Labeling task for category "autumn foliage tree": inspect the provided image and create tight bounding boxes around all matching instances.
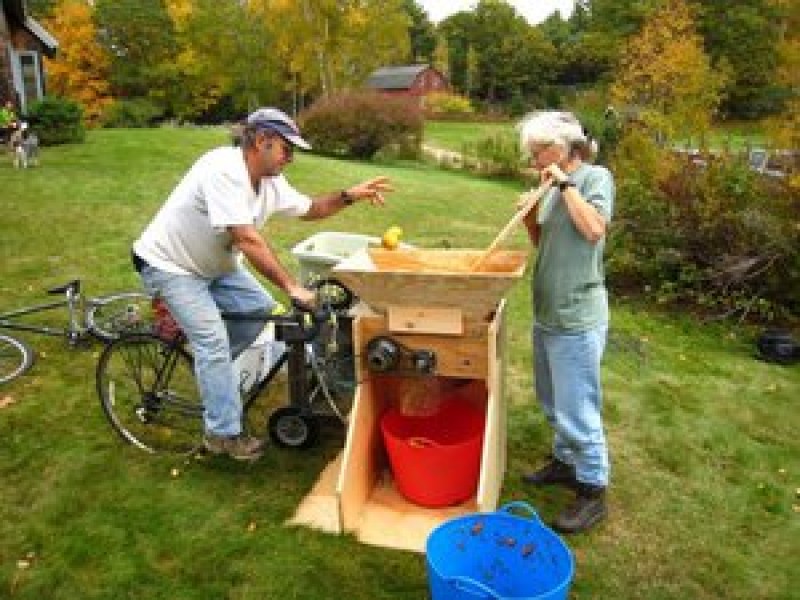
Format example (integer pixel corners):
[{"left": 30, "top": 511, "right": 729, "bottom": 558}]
[
  {"left": 42, "top": 0, "right": 112, "bottom": 125},
  {"left": 610, "top": 0, "right": 726, "bottom": 140},
  {"left": 766, "top": 0, "right": 800, "bottom": 159}
]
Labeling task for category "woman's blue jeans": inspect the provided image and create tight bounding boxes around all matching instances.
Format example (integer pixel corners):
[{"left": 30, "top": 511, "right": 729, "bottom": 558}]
[
  {"left": 139, "top": 265, "right": 275, "bottom": 437},
  {"left": 533, "top": 322, "right": 609, "bottom": 487}
]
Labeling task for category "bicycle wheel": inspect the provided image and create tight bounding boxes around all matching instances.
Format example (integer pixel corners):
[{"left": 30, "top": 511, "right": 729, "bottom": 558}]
[
  {"left": 0, "top": 334, "right": 35, "bottom": 384},
  {"left": 87, "top": 291, "right": 152, "bottom": 342},
  {"left": 97, "top": 333, "right": 204, "bottom": 454}
]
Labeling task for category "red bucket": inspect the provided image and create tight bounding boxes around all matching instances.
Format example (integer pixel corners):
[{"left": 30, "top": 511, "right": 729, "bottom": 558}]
[{"left": 380, "top": 398, "right": 485, "bottom": 508}]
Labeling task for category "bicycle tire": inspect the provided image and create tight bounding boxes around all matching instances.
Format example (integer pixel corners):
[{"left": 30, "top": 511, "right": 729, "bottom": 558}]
[
  {"left": 97, "top": 333, "right": 204, "bottom": 454},
  {"left": 0, "top": 334, "right": 35, "bottom": 384},
  {"left": 86, "top": 291, "right": 152, "bottom": 342}
]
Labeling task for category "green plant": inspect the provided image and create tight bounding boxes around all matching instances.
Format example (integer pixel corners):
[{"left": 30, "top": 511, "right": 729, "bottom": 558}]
[
  {"left": 460, "top": 132, "right": 523, "bottom": 177},
  {"left": 24, "top": 96, "right": 85, "bottom": 145},
  {"left": 299, "top": 91, "right": 423, "bottom": 160},
  {"left": 608, "top": 130, "right": 800, "bottom": 321},
  {"left": 423, "top": 91, "right": 474, "bottom": 116},
  {"left": 101, "top": 98, "right": 164, "bottom": 128}
]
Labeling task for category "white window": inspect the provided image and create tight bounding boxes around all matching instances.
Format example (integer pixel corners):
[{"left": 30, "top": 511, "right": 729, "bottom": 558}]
[{"left": 11, "top": 50, "right": 44, "bottom": 112}]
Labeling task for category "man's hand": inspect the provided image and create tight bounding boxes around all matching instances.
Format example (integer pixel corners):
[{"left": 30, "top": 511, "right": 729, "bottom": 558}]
[
  {"left": 345, "top": 176, "right": 393, "bottom": 206},
  {"left": 287, "top": 283, "right": 316, "bottom": 309}
]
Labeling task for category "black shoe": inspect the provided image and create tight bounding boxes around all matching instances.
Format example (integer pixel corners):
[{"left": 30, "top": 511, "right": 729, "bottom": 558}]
[
  {"left": 522, "top": 456, "right": 578, "bottom": 488},
  {"left": 553, "top": 483, "right": 607, "bottom": 534}
]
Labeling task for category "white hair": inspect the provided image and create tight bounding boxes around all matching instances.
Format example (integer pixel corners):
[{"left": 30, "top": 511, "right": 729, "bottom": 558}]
[{"left": 518, "top": 110, "right": 598, "bottom": 159}]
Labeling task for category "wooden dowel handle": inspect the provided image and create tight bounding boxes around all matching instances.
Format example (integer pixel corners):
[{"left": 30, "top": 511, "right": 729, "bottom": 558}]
[{"left": 472, "top": 180, "right": 552, "bottom": 271}]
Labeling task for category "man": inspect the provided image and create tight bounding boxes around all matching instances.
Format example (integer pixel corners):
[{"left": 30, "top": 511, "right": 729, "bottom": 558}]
[{"left": 132, "top": 107, "right": 392, "bottom": 460}]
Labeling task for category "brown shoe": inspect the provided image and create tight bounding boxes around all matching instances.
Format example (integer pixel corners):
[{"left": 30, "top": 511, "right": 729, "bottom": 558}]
[
  {"left": 204, "top": 433, "right": 264, "bottom": 461},
  {"left": 553, "top": 483, "right": 608, "bottom": 534}
]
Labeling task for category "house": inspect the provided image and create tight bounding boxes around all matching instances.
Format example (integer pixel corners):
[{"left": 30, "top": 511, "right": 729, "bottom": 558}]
[
  {"left": 1, "top": 0, "right": 58, "bottom": 113},
  {"left": 365, "top": 64, "right": 448, "bottom": 99}
]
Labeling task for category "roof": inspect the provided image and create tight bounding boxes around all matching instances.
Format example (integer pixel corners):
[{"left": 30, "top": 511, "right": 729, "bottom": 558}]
[
  {"left": 2, "top": 0, "right": 59, "bottom": 57},
  {"left": 24, "top": 16, "right": 58, "bottom": 57},
  {"left": 365, "top": 65, "right": 434, "bottom": 90}
]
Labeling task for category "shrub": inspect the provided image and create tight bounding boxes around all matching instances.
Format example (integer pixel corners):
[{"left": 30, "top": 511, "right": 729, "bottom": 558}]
[
  {"left": 460, "top": 132, "right": 523, "bottom": 177},
  {"left": 424, "top": 92, "right": 474, "bottom": 116},
  {"left": 608, "top": 129, "right": 800, "bottom": 322},
  {"left": 299, "top": 91, "right": 423, "bottom": 160},
  {"left": 24, "top": 96, "right": 85, "bottom": 145},
  {"left": 101, "top": 98, "right": 163, "bottom": 128}
]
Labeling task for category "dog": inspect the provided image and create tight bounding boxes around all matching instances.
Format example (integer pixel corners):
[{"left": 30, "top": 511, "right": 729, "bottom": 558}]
[{"left": 10, "top": 122, "right": 39, "bottom": 168}]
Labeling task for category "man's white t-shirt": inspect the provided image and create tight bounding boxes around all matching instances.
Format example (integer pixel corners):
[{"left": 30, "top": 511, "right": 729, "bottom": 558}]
[{"left": 134, "top": 146, "right": 312, "bottom": 278}]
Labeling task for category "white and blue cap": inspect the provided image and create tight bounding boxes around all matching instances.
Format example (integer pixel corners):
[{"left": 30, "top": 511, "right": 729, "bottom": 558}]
[{"left": 246, "top": 107, "right": 311, "bottom": 150}]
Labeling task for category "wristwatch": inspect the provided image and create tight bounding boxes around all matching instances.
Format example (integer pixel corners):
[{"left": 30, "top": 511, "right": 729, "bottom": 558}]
[
  {"left": 340, "top": 190, "right": 355, "bottom": 205},
  {"left": 558, "top": 180, "right": 576, "bottom": 192}
]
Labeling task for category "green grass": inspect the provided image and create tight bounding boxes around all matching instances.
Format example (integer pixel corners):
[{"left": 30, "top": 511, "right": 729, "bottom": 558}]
[
  {"left": 1, "top": 128, "right": 798, "bottom": 599},
  {"left": 424, "top": 120, "right": 516, "bottom": 154}
]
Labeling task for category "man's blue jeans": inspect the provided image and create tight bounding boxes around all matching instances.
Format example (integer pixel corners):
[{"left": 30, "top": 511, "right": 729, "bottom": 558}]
[
  {"left": 139, "top": 265, "right": 275, "bottom": 437},
  {"left": 533, "top": 322, "right": 609, "bottom": 487}
]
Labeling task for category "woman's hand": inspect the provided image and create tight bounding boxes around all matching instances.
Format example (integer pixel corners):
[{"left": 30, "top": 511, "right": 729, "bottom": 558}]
[{"left": 539, "top": 164, "right": 568, "bottom": 187}]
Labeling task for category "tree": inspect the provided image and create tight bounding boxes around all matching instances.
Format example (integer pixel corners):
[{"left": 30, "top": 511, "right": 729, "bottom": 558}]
[
  {"left": 42, "top": 0, "right": 112, "bottom": 125},
  {"left": 693, "top": 0, "right": 785, "bottom": 119},
  {"left": 93, "top": 0, "right": 179, "bottom": 101},
  {"left": 27, "top": 0, "right": 58, "bottom": 19},
  {"left": 181, "top": 0, "right": 279, "bottom": 117},
  {"left": 403, "top": 0, "right": 436, "bottom": 63},
  {"left": 765, "top": 0, "right": 800, "bottom": 153},
  {"left": 438, "top": 12, "right": 474, "bottom": 94},
  {"left": 610, "top": 0, "right": 726, "bottom": 139},
  {"left": 251, "top": 0, "right": 408, "bottom": 110},
  {"left": 469, "top": 0, "right": 556, "bottom": 103}
]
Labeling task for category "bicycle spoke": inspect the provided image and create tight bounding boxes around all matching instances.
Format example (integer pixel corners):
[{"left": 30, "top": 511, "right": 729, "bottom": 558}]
[{"left": 98, "top": 334, "right": 203, "bottom": 454}]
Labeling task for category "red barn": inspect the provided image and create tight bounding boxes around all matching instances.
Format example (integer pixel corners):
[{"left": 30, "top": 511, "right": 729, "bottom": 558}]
[{"left": 365, "top": 64, "right": 448, "bottom": 99}]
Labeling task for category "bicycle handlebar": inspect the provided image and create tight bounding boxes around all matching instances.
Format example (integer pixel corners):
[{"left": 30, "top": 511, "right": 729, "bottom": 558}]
[{"left": 220, "top": 299, "right": 333, "bottom": 344}]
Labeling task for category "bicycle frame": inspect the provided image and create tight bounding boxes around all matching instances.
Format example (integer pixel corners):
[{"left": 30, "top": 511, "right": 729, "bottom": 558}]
[{"left": 0, "top": 284, "right": 85, "bottom": 342}]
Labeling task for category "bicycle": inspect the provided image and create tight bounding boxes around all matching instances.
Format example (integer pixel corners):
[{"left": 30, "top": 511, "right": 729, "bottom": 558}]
[
  {"left": 95, "top": 279, "right": 357, "bottom": 455},
  {"left": 0, "top": 279, "right": 151, "bottom": 384}
]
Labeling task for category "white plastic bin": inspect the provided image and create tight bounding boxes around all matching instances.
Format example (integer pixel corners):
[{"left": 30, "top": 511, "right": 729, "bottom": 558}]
[
  {"left": 292, "top": 231, "right": 414, "bottom": 284},
  {"left": 234, "top": 323, "right": 286, "bottom": 395},
  {"left": 291, "top": 232, "right": 381, "bottom": 284}
]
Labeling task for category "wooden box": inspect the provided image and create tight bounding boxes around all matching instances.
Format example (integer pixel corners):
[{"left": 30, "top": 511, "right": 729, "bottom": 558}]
[{"left": 289, "top": 248, "right": 527, "bottom": 552}]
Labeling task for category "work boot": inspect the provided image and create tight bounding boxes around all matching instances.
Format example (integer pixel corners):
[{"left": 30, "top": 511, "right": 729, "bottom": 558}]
[
  {"left": 553, "top": 483, "right": 608, "bottom": 534},
  {"left": 204, "top": 433, "right": 264, "bottom": 461},
  {"left": 522, "top": 456, "right": 578, "bottom": 488}
]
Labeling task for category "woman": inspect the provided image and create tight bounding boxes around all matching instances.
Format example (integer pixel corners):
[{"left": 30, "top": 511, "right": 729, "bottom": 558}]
[{"left": 519, "top": 111, "right": 614, "bottom": 534}]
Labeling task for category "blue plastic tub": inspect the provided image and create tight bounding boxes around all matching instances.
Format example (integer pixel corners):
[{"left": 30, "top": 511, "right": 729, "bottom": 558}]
[{"left": 426, "top": 502, "right": 574, "bottom": 600}]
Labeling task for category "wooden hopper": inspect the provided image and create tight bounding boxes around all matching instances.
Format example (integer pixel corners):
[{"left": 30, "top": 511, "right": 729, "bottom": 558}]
[{"left": 333, "top": 248, "right": 528, "bottom": 326}]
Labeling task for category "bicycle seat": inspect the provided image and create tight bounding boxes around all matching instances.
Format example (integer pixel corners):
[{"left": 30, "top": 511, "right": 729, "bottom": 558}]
[{"left": 47, "top": 279, "right": 81, "bottom": 295}]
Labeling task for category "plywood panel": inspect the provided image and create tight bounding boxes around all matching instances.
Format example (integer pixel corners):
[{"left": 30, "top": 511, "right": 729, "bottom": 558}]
[
  {"left": 287, "top": 452, "right": 344, "bottom": 534},
  {"left": 354, "top": 472, "right": 478, "bottom": 553},
  {"left": 336, "top": 325, "right": 389, "bottom": 532},
  {"left": 477, "top": 300, "right": 506, "bottom": 511},
  {"left": 333, "top": 248, "right": 527, "bottom": 322},
  {"left": 387, "top": 306, "right": 463, "bottom": 336},
  {"left": 357, "top": 316, "right": 489, "bottom": 379}
]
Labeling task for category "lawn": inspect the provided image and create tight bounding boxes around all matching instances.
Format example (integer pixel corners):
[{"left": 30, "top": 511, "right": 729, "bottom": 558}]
[{"left": 1, "top": 128, "right": 798, "bottom": 599}]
